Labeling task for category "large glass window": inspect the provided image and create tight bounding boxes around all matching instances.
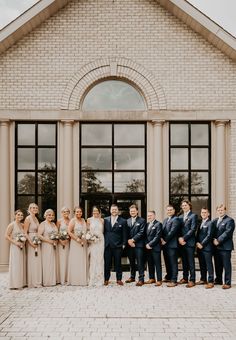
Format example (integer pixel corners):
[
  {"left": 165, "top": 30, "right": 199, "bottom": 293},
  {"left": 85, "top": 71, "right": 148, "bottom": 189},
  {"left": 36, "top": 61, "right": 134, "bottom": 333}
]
[
  {"left": 15, "top": 122, "right": 57, "bottom": 218},
  {"left": 169, "top": 122, "right": 211, "bottom": 215}
]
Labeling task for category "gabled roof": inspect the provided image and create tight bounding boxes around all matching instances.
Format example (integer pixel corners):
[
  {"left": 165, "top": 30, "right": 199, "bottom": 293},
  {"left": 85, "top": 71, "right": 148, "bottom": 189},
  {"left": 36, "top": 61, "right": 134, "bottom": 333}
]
[{"left": 0, "top": 0, "right": 235, "bottom": 60}]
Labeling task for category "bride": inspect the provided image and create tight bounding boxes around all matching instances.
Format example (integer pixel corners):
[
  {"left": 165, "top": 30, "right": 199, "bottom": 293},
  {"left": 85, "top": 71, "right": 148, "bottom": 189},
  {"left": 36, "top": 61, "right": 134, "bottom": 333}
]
[{"left": 87, "top": 206, "right": 104, "bottom": 286}]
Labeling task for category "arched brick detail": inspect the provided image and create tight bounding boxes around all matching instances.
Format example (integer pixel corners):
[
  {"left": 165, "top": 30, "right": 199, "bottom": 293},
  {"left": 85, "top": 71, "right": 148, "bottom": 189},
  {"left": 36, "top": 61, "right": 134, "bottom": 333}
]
[{"left": 61, "top": 58, "right": 167, "bottom": 110}]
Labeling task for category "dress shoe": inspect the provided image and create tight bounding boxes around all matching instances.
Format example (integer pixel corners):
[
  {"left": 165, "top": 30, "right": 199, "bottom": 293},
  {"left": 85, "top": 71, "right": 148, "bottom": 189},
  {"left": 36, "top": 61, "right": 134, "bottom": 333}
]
[
  {"left": 178, "top": 278, "right": 188, "bottom": 284},
  {"left": 186, "top": 281, "right": 195, "bottom": 288},
  {"left": 117, "top": 280, "right": 124, "bottom": 286},
  {"left": 222, "top": 284, "right": 231, "bottom": 289},
  {"left": 104, "top": 280, "right": 109, "bottom": 286},
  {"left": 136, "top": 281, "right": 144, "bottom": 286},
  {"left": 125, "top": 278, "right": 135, "bottom": 283},
  {"left": 196, "top": 280, "right": 207, "bottom": 285},
  {"left": 214, "top": 280, "right": 223, "bottom": 285},
  {"left": 162, "top": 278, "right": 171, "bottom": 283},
  {"left": 155, "top": 281, "right": 162, "bottom": 287},
  {"left": 205, "top": 283, "right": 214, "bottom": 289},
  {"left": 167, "top": 282, "right": 177, "bottom": 287},
  {"left": 144, "top": 279, "right": 156, "bottom": 284}
]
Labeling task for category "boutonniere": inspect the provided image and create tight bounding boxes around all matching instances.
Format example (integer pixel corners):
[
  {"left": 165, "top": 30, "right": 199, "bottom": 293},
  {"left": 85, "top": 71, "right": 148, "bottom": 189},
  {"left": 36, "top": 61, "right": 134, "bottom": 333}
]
[
  {"left": 118, "top": 225, "right": 122, "bottom": 228},
  {"left": 152, "top": 226, "right": 156, "bottom": 230},
  {"left": 136, "top": 223, "right": 140, "bottom": 226}
]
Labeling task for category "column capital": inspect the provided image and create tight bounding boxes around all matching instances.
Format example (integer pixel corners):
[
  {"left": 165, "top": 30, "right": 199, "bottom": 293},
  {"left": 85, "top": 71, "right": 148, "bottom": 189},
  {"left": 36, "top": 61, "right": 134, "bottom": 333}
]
[
  {"left": 215, "top": 120, "right": 229, "bottom": 127},
  {"left": 0, "top": 119, "right": 10, "bottom": 126},
  {"left": 152, "top": 119, "right": 165, "bottom": 127},
  {"left": 61, "top": 119, "right": 75, "bottom": 126}
]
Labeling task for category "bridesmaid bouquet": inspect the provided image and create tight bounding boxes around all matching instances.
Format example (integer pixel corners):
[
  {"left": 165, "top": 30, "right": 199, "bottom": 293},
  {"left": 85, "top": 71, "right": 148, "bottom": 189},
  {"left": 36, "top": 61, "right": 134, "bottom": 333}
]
[
  {"left": 49, "top": 231, "right": 60, "bottom": 249},
  {"left": 59, "top": 230, "right": 70, "bottom": 249},
  {"left": 75, "top": 230, "right": 86, "bottom": 247},
  {"left": 16, "top": 233, "right": 27, "bottom": 250},
  {"left": 85, "top": 231, "right": 100, "bottom": 243},
  {"left": 32, "top": 236, "right": 41, "bottom": 257}
]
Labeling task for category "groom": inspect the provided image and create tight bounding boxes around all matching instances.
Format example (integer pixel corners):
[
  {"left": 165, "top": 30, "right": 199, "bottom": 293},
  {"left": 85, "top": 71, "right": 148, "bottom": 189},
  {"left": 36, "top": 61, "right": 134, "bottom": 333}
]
[{"left": 104, "top": 204, "right": 127, "bottom": 286}]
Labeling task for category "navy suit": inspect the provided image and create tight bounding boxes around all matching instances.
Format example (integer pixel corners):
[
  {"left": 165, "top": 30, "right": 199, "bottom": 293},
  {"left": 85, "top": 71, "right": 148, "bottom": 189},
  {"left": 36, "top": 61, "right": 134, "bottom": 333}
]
[
  {"left": 179, "top": 211, "right": 198, "bottom": 282},
  {"left": 104, "top": 216, "right": 127, "bottom": 281},
  {"left": 196, "top": 219, "right": 214, "bottom": 283},
  {"left": 127, "top": 216, "right": 146, "bottom": 282},
  {"left": 162, "top": 216, "right": 180, "bottom": 283},
  {"left": 213, "top": 215, "right": 235, "bottom": 285},
  {"left": 145, "top": 220, "right": 162, "bottom": 281}
]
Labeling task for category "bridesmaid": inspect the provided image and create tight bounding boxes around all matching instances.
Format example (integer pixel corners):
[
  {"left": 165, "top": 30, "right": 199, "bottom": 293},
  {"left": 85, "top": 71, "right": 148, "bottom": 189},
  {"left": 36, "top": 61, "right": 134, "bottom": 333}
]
[
  {"left": 57, "top": 207, "right": 70, "bottom": 285},
  {"left": 38, "top": 209, "right": 58, "bottom": 287},
  {"left": 24, "top": 203, "right": 42, "bottom": 288},
  {"left": 5, "top": 210, "right": 27, "bottom": 289},
  {"left": 67, "top": 206, "right": 88, "bottom": 286}
]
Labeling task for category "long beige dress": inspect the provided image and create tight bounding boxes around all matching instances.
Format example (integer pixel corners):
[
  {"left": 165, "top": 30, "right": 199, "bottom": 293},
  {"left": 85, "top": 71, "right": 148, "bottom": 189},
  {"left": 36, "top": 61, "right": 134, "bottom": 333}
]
[
  {"left": 26, "top": 215, "right": 42, "bottom": 288},
  {"left": 67, "top": 218, "right": 88, "bottom": 286},
  {"left": 40, "top": 221, "right": 58, "bottom": 287},
  {"left": 58, "top": 218, "right": 69, "bottom": 284},
  {"left": 8, "top": 222, "right": 27, "bottom": 289}
]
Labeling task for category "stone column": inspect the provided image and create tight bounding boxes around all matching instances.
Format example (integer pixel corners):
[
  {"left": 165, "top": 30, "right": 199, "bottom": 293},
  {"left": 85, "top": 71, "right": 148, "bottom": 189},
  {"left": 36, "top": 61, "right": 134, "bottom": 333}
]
[
  {"left": 215, "top": 120, "right": 228, "bottom": 208},
  {"left": 152, "top": 120, "right": 165, "bottom": 221},
  {"left": 0, "top": 120, "right": 10, "bottom": 271},
  {"left": 61, "top": 120, "right": 74, "bottom": 212}
]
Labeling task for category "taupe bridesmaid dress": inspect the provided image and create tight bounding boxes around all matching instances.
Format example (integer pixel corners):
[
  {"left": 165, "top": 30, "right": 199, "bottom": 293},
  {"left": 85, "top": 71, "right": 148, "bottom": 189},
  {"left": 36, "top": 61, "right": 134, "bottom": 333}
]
[
  {"left": 9, "top": 222, "right": 27, "bottom": 289},
  {"left": 26, "top": 215, "right": 42, "bottom": 288},
  {"left": 58, "top": 219, "right": 69, "bottom": 284},
  {"left": 67, "top": 218, "right": 88, "bottom": 286}
]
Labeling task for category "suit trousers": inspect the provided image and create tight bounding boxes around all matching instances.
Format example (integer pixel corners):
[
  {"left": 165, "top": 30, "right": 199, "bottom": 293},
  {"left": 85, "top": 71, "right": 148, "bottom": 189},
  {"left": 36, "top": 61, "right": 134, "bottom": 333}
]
[
  {"left": 163, "top": 247, "right": 178, "bottom": 283},
  {"left": 127, "top": 247, "right": 144, "bottom": 282},
  {"left": 146, "top": 249, "right": 162, "bottom": 281},
  {"left": 197, "top": 249, "right": 214, "bottom": 283},
  {"left": 181, "top": 246, "right": 196, "bottom": 282},
  {"left": 104, "top": 246, "right": 123, "bottom": 281},
  {"left": 214, "top": 249, "right": 232, "bottom": 285}
]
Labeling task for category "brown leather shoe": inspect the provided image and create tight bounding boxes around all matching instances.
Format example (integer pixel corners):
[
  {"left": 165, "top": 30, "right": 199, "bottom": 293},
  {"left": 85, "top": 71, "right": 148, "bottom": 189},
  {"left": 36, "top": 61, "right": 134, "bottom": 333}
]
[
  {"left": 144, "top": 279, "right": 156, "bottom": 284},
  {"left": 222, "top": 284, "right": 231, "bottom": 289},
  {"left": 104, "top": 280, "right": 109, "bottom": 286},
  {"left": 178, "top": 278, "right": 188, "bottom": 284},
  {"left": 117, "top": 280, "right": 124, "bottom": 286},
  {"left": 186, "top": 281, "right": 195, "bottom": 288},
  {"left": 155, "top": 281, "right": 162, "bottom": 287},
  {"left": 162, "top": 278, "right": 171, "bottom": 283},
  {"left": 125, "top": 278, "right": 135, "bottom": 283},
  {"left": 136, "top": 281, "right": 144, "bottom": 286},
  {"left": 196, "top": 280, "right": 207, "bottom": 285},
  {"left": 205, "top": 283, "right": 214, "bottom": 289},
  {"left": 167, "top": 282, "right": 177, "bottom": 287}
]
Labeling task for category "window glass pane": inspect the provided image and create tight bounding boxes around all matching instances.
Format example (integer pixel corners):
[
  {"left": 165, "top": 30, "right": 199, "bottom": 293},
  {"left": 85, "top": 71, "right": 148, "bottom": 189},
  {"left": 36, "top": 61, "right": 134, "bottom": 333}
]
[
  {"left": 18, "top": 148, "right": 35, "bottom": 170},
  {"left": 191, "top": 149, "right": 208, "bottom": 170},
  {"left": 81, "top": 124, "right": 112, "bottom": 145},
  {"left": 170, "top": 124, "right": 188, "bottom": 145},
  {"left": 114, "top": 148, "right": 144, "bottom": 170},
  {"left": 38, "top": 124, "right": 56, "bottom": 145},
  {"left": 81, "top": 172, "right": 112, "bottom": 193},
  {"left": 38, "top": 195, "right": 57, "bottom": 221},
  {"left": 38, "top": 172, "right": 56, "bottom": 195},
  {"left": 191, "top": 172, "right": 208, "bottom": 194},
  {"left": 18, "top": 124, "right": 35, "bottom": 145},
  {"left": 191, "top": 196, "right": 210, "bottom": 216},
  {"left": 82, "top": 80, "right": 146, "bottom": 111},
  {"left": 114, "top": 172, "right": 145, "bottom": 192},
  {"left": 38, "top": 148, "right": 56, "bottom": 170},
  {"left": 191, "top": 124, "right": 209, "bottom": 145},
  {"left": 16, "top": 196, "right": 35, "bottom": 216},
  {"left": 170, "top": 195, "right": 189, "bottom": 215},
  {"left": 82, "top": 148, "right": 112, "bottom": 170},
  {"left": 171, "top": 148, "right": 188, "bottom": 170},
  {"left": 114, "top": 124, "right": 145, "bottom": 145},
  {"left": 17, "top": 172, "right": 35, "bottom": 194},
  {"left": 117, "top": 199, "right": 142, "bottom": 219},
  {"left": 170, "top": 172, "right": 188, "bottom": 194}
]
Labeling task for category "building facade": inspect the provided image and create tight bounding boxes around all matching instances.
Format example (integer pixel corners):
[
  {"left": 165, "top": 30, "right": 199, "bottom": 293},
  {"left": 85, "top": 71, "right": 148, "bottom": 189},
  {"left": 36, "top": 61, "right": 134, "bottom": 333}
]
[{"left": 0, "top": 0, "right": 236, "bottom": 271}]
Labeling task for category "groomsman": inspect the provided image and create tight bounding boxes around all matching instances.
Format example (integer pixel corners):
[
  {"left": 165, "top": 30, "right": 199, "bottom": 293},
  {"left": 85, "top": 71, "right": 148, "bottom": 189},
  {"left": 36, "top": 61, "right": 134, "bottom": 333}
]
[
  {"left": 178, "top": 200, "right": 198, "bottom": 288},
  {"left": 161, "top": 204, "right": 181, "bottom": 287},
  {"left": 104, "top": 204, "right": 127, "bottom": 286},
  {"left": 145, "top": 210, "right": 162, "bottom": 286},
  {"left": 196, "top": 207, "right": 214, "bottom": 289},
  {"left": 213, "top": 204, "right": 235, "bottom": 289},
  {"left": 126, "top": 204, "right": 146, "bottom": 286}
]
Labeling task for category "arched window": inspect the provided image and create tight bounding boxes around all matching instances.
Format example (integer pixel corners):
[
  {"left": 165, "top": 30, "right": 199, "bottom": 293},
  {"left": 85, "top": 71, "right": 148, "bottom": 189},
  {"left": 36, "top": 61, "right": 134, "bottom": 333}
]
[{"left": 82, "top": 79, "right": 146, "bottom": 111}]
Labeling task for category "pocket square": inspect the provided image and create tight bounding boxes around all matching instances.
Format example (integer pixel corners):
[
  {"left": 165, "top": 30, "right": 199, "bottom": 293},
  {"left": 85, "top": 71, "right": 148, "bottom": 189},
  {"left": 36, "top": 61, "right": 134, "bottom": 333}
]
[
  {"left": 202, "top": 225, "right": 208, "bottom": 228},
  {"left": 136, "top": 223, "right": 140, "bottom": 226},
  {"left": 152, "top": 226, "right": 156, "bottom": 230},
  {"left": 118, "top": 225, "right": 122, "bottom": 228}
]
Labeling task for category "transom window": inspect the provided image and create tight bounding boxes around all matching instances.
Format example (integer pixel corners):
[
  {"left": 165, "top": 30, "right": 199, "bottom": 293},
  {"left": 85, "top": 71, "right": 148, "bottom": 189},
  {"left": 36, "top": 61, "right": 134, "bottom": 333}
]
[
  {"left": 82, "top": 80, "right": 146, "bottom": 111},
  {"left": 15, "top": 122, "right": 57, "bottom": 218},
  {"left": 169, "top": 122, "right": 211, "bottom": 215}
]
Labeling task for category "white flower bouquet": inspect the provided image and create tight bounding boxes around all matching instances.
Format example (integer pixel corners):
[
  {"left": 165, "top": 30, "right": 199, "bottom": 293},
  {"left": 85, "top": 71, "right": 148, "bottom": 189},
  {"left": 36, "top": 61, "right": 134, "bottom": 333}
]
[
  {"left": 16, "top": 233, "right": 26, "bottom": 250},
  {"left": 75, "top": 230, "right": 86, "bottom": 246},
  {"left": 49, "top": 231, "right": 59, "bottom": 249},
  {"left": 59, "top": 230, "right": 70, "bottom": 248},
  {"left": 32, "top": 235, "right": 41, "bottom": 256},
  {"left": 85, "top": 230, "right": 100, "bottom": 243}
]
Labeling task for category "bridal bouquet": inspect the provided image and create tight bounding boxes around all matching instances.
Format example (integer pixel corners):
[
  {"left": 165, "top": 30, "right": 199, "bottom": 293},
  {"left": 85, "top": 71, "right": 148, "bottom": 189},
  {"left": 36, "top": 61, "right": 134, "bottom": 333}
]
[
  {"left": 16, "top": 233, "right": 27, "bottom": 250},
  {"left": 32, "top": 236, "right": 41, "bottom": 256},
  {"left": 85, "top": 230, "right": 100, "bottom": 243},
  {"left": 49, "top": 231, "right": 59, "bottom": 249},
  {"left": 59, "top": 230, "right": 70, "bottom": 249}
]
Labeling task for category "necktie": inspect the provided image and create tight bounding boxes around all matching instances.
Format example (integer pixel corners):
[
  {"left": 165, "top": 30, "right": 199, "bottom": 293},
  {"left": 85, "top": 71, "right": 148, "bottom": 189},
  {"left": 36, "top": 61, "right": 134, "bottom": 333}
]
[
  {"left": 148, "top": 222, "right": 153, "bottom": 232},
  {"left": 217, "top": 218, "right": 222, "bottom": 226}
]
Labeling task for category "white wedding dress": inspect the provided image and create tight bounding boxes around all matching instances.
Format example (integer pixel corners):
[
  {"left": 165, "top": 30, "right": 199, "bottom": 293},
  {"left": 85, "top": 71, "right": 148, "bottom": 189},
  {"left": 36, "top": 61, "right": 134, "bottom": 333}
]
[{"left": 88, "top": 217, "right": 104, "bottom": 286}]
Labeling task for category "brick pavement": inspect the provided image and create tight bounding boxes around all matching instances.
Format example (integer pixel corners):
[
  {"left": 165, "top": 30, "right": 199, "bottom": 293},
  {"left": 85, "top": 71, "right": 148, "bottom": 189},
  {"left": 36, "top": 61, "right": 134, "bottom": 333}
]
[{"left": 0, "top": 272, "right": 235, "bottom": 339}]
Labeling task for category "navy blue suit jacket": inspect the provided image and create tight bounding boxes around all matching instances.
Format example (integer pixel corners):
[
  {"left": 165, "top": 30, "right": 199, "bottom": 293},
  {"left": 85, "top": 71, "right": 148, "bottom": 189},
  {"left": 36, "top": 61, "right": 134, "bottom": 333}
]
[
  {"left": 145, "top": 220, "right": 162, "bottom": 252},
  {"left": 179, "top": 211, "right": 198, "bottom": 247},
  {"left": 104, "top": 216, "right": 127, "bottom": 248},
  {"left": 196, "top": 218, "right": 214, "bottom": 252},
  {"left": 213, "top": 215, "right": 235, "bottom": 251},
  {"left": 162, "top": 216, "right": 181, "bottom": 249},
  {"left": 127, "top": 216, "right": 146, "bottom": 248}
]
